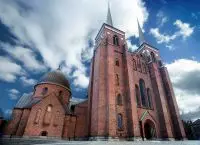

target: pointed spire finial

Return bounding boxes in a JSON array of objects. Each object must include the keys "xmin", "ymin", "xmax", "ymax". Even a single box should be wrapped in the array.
[
  {"xmin": 57, "ymin": 64, "xmax": 62, "ymax": 70},
  {"xmin": 137, "ymin": 18, "xmax": 145, "ymax": 46},
  {"xmin": 107, "ymin": 1, "xmax": 113, "ymax": 26}
]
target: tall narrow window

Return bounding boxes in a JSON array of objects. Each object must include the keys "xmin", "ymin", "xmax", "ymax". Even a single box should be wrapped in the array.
[
  {"xmin": 34, "ymin": 109, "xmax": 41, "ymax": 124},
  {"xmin": 117, "ymin": 94, "xmax": 122, "ymax": 105},
  {"xmin": 139, "ymin": 79, "xmax": 147, "ymax": 107},
  {"xmin": 42, "ymin": 87, "xmax": 48, "ymax": 95},
  {"xmin": 113, "ymin": 35, "xmax": 119, "ymax": 46},
  {"xmin": 117, "ymin": 114, "xmax": 123, "ymax": 130},
  {"xmin": 44, "ymin": 104, "xmax": 53, "ymax": 125},
  {"xmin": 115, "ymin": 74, "xmax": 119, "ymax": 86},
  {"xmin": 135, "ymin": 85, "xmax": 141, "ymax": 106},
  {"xmin": 151, "ymin": 52, "xmax": 156, "ymax": 62},
  {"xmin": 147, "ymin": 88, "xmax": 152, "ymax": 108},
  {"xmin": 115, "ymin": 59, "xmax": 119, "ymax": 66},
  {"xmin": 133, "ymin": 58, "xmax": 137, "ymax": 70}
]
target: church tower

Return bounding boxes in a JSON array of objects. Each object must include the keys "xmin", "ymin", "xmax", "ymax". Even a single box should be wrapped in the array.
[
  {"xmin": 88, "ymin": 4, "xmax": 140, "ymax": 140},
  {"xmin": 87, "ymin": 3, "xmax": 186, "ymax": 140}
]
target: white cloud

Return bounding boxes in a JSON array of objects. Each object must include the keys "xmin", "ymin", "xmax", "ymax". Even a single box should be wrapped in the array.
[
  {"xmin": 72, "ymin": 69, "xmax": 89, "ymax": 88},
  {"xmin": 150, "ymin": 28, "xmax": 176, "ymax": 44},
  {"xmin": 166, "ymin": 59, "xmax": 200, "ymax": 120},
  {"xmin": 0, "ymin": 0, "xmax": 148, "ymax": 88},
  {"xmin": 0, "ymin": 43, "xmax": 46, "ymax": 72},
  {"xmin": 174, "ymin": 20, "xmax": 194, "ymax": 39},
  {"xmin": 127, "ymin": 40, "xmax": 138, "ymax": 52},
  {"xmin": 20, "ymin": 76, "xmax": 37, "ymax": 86},
  {"xmin": 0, "ymin": 56, "xmax": 24, "ymax": 82},
  {"xmin": 150, "ymin": 20, "xmax": 194, "ymax": 44},
  {"xmin": 166, "ymin": 44, "xmax": 175, "ymax": 51},
  {"xmin": 156, "ymin": 11, "xmax": 168, "ymax": 26},
  {"xmin": 8, "ymin": 88, "xmax": 20, "ymax": 100}
]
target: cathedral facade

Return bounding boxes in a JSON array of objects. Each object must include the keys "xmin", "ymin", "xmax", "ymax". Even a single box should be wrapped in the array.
[{"xmin": 3, "ymin": 6, "xmax": 186, "ymax": 140}]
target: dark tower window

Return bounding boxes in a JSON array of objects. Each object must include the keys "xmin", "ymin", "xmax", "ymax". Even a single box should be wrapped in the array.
[
  {"xmin": 71, "ymin": 105, "xmax": 75, "ymax": 112},
  {"xmin": 59, "ymin": 90, "xmax": 63, "ymax": 96},
  {"xmin": 135, "ymin": 85, "xmax": 141, "ymax": 106},
  {"xmin": 113, "ymin": 35, "xmax": 119, "ymax": 46},
  {"xmin": 133, "ymin": 59, "xmax": 137, "ymax": 70},
  {"xmin": 151, "ymin": 52, "xmax": 156, "ymax": 62},
  {"xmin": 147, "ymin": 88, "xmax": 152, "ymax": 108},
  {"xmin": 117, "ymin": 114, "xmax": 123, "ymax": 130},
  {"xmin": 117, "ymin": 94, "xmax": 122, "ymax": 105},
  {"xmin": 115, "ymin": 74, "xmax": 119, "ymax": 86},
  {"xmin": 139, "ymin": 79, "xmax": 146, "ymax": 107},
  {"xmin": 115, "ymin": 59, "xmax": 119, "ymax": 66},
  {"xmin": 42, "ymin": 87, "xmax": 48, "ymax": 95}
]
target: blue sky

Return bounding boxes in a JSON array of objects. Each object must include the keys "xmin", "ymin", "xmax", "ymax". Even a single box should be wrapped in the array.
[{"xmin": 0, "ymin": 0, "xmax": 199, "ymax": 120}]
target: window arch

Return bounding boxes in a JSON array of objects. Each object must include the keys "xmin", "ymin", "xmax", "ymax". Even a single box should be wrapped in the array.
[
  {"xmin": 117, "ymin": 114, "xmax": 123, "ymax": 130},
  {"xmin": 113, "ymin": 35, "xmax": 119, "ymax": 46},
  {"xmin": 43, "ymin": 104, "xmax": 53, "ymax": 125},
  {"xmin": 42, "ymin": 87, "xmax": 48, "ymax": 95},
  {"xmin": 115, "ymin": 59, "xmax": 119, "ymax": 66},
  {"xmin": 117, "ymin": 94, "xmax": 122, "ymax": 105},
  {"xmin": 135, "ymin": 85, "xmax": 141, "ymax": 106},
  {"xmin": 34, "ymin": 109, "xmax": 41, "ymax": 124},
  {"xmin": 115, "ymin": 74, "xmax": 119, "ymax": 86},
  {"xmin": 147, "ymin": 88, "xmax": 152, "ymax": 108},
  {"xmin": 151, "ymin": 52, "xmax": 156, "ymax": 62},
  {"xmin": 139, "ymin": 79, "xmax": 147, "ymax": 107},
  {"xmin": 133, "ymin": 58, "xmax": 137, "ymax": 70}
]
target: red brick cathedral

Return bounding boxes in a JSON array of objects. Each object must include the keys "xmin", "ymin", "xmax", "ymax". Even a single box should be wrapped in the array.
[{"xmin": 4, "ymin": 5, "xmax": 186, "ymax": 141}]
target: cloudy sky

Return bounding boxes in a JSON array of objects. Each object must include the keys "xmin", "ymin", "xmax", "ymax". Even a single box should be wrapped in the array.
[{"xmin": 0, "ymin": 0, "xmax": 199, "ymax": 121}]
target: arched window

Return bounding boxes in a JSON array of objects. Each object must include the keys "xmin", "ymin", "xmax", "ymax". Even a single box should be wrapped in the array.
[
  {"xmin": 42, "ymin": 87, "xmax": 48, "ymax": 95},
  {"xmin": 151, "ymin": 52, "xmax": 156, "ymax": 62},
  {"xmin": 147, "ymin": 88, "xmax": 152, "ymax": 108},
  {"xmin": 117, "ymin": 94, "xmax": 122, "ymax": 105},
  {"xmin": 137, "ymin": 56, "xmax": 141, "ymax": 70},
  {"xmin": 115, "ymin": 74, "xmax": 119, "ymax": 86},
  {"xmin": 113, "ymin": 35, "xmax": 119, "ymax": 46},
  {"xmin": 117, "ymin": 114, "xmax": 123, "ymax": 130},
  {"xmin": 59, "ymin": 91, "xmax": 63, "ymax": 96},
  {"xmin": 133, "ymin": 58, "xmax": 137, "ymax": 70},
  {"xmin": 139, "ymin": 79, "xmax": 147, "ymax": 107},
  {"xmin": 44, "ymin": 104, "xmax": 53, "ymax": 125},
  {"xmin": 115, "ymin": 59, "xmax": 119, "ymax": 66},
  {"xmin": 34, "ymin": 109, "xmax": 41, "ymax": 124},
  {"xmin": 135, "ymin": 85, "xmax": 141, "ymax": 106}
]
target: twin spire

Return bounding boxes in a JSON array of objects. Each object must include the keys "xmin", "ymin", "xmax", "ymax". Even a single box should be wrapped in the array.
[
  {"xmin": 106, "ymin": 2, "xmax": 113, "ymax": 26},
  {"xmin": 106, "ymin": 2, "xmax": 145, "ymax": 46}
]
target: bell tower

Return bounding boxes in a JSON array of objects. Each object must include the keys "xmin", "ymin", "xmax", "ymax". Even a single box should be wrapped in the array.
[{"xmin": 87, "ymin": 3, "xmax": 131, "ymax": 140}]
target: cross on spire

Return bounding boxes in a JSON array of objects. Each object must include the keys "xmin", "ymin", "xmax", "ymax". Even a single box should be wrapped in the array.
[
  {"xmin": 106, "ymin": 1, "xmax": 113, "ymax": 26},
  {"xmin": 137, "ymin": 19, "xmax": 145, "ymax": 46}
]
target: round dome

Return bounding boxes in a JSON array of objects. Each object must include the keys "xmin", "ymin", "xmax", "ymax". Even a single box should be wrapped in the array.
[{"xmin": 39, "ymin": 70, "xmax": 70, "ymax": 90}]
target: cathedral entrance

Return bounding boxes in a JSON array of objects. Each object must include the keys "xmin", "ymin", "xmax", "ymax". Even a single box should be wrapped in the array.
[
  {"xmin": 41, "ymin": 131, "xmax": 48, "ymax": 136},
  {"xmin": 144, "ymin": 120, "xmax": 156, "ymax": 140}
]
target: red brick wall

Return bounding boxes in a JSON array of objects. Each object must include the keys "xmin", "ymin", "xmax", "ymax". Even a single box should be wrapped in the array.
[
  {"xmin": 74, "ymin": 101, "xmax": 88, "ymax": 138},
  {"xmin": 16, "ymin": 109, "xmax": 30, "ymax": 136},
  {"xmin": 24, "ymin": 85, "xmax": 69, "ymax": 137},
  {"xmin": 33, "ymin": 83, "xmax": 71, "ymax": 105},
  {"xmin": 4, "ymin": 109, "xmax": 23, "ymax": 135}
]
